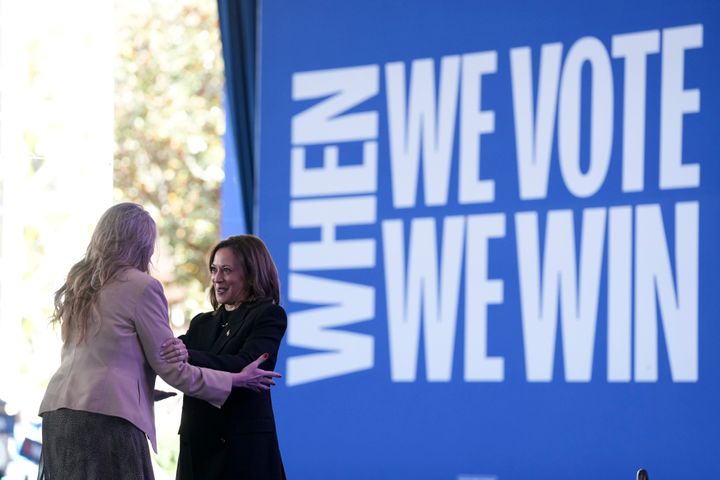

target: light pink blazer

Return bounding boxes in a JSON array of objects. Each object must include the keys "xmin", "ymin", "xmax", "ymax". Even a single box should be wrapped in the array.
[{"xmin": 39, "ymin": 268, "xmax": 232, "ymax": 452}]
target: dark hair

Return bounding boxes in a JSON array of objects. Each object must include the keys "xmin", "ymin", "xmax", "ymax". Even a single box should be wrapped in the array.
[
  {"xmin": 52, "ymin": 203, "xmax": 156, "ymax": 342},
  {"xmin": 208, "ymin": 235, "xmax": 280, "ymax": 309}
]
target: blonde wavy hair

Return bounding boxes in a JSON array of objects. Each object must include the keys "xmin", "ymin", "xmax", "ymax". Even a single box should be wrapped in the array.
[{"xmin": 52, "ymin": 203, "xmax": 157, "ymax": 342}]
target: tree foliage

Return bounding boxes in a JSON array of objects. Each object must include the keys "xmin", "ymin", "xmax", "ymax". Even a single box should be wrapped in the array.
[{"xmin": 114, "ymin": 0, "xmax": 225, "ymax": 322}]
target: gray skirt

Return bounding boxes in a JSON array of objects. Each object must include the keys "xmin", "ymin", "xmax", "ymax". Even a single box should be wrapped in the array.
[{"xmin": 38, "ymin": 408, "xmax": 154, "ymax": 480}]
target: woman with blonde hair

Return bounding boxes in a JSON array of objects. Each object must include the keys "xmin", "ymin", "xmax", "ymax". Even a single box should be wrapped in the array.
[{"xmin": 38, "ymin": 203, "xmax": 280, "ymax": 480}]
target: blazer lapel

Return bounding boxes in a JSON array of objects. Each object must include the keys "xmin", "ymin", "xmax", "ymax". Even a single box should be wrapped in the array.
[
  {"xmin": 199, "ymin": 314, "xmax": 221, "ymax": 350},
  {"xmin": 210, "ymin": 304, "xmax": 251, "ymax": 354}
]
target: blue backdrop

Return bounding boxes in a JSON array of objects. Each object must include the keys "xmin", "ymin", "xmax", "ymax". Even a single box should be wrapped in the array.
[{"xmin": 254, "ymin": 0, "xmax": 720, "ymax": 478}]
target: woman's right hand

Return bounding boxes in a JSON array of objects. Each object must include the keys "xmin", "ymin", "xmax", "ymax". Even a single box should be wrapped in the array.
[
  {"xmin": 232, "ymin": 353, "xmax": 282, "ymax": 392},
  {"xmin": 160, "ymin": 337, "xmax": 188, "ymax": 363}
]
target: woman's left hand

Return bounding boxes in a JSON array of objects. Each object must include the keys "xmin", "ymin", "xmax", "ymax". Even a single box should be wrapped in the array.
[{"xmin": 160, "ymin": 337, "xmax": 189, "ymax": 363}]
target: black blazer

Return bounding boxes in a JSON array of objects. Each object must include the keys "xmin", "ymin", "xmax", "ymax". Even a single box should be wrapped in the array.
[{"xmin": 176, "ymin": 301, "xmax": 287, "ymax": 480}]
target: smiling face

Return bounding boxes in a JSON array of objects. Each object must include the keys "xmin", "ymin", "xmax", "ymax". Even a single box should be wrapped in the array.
[{"xmin": 210, "ymin": 247, "xmax": 246, "ymax": 310}]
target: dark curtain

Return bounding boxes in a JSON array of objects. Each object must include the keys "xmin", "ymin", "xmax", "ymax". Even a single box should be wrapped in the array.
[{"xmin": 217, "ymin": 0, "xmax": 257, "ymax": 233}]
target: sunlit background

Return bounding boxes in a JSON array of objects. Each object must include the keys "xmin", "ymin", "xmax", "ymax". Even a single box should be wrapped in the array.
[{"xmin": 0, "ymin": 0, "xmax": 226, "ymax": 477}]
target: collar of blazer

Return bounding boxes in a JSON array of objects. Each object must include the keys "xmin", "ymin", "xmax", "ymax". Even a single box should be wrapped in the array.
[{"xmin": 209, "ymin": 302, "xmax": 260, "ymax": 354}]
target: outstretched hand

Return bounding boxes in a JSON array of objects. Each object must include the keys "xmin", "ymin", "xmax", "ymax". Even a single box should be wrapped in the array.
[{"xmin": 232, "ymin": 353, "xmax": 282, "ymax": 392}]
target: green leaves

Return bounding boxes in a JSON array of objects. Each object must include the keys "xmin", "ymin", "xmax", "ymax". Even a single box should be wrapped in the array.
[{"xmin": 114, "ymin": 0, "xmax": 225, "ymax": 326}]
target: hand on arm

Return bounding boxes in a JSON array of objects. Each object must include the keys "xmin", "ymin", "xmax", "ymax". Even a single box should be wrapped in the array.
[
  {"xmin": 134, "ymin": 278, "xmax": 234, "ymax": 406},
  {"xmin": 157, "ymin": 335, "xmax": 265, "ymax": 389},
  {"xmin": 158, "ymin": 326, "xmax": 283, "ymax": 392},
  {"xmin": 160, "ymin": 337, "xmax": 189, "ymax": 363},
  {"xmin": 185, "ymin": 305, "xmax": 287, "ymax": 373}
]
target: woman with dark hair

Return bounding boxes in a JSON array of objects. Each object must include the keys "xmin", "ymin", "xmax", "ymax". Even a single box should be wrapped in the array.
[
  {"xmin": 38, "ymin": 203, "xmax": 280, "ymax": 480},
  {"xmin": 161, "ymin": 234, "xmax": 287, "ymax": 480}
]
